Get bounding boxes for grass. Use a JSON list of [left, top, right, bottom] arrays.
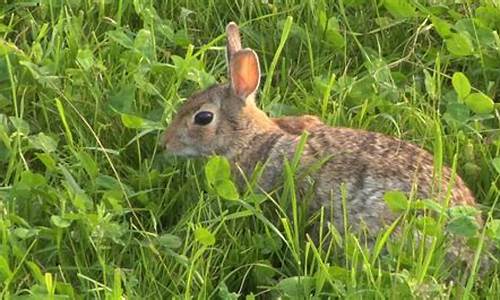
[[0, 0, 499, 298]]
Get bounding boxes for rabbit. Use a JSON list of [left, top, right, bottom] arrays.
[[162, 22, 480, 244]]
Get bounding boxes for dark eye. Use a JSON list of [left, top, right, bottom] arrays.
[[194, 111, 214, 125]]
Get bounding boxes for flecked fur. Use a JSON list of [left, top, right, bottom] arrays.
[[162, 22, 479, 241]]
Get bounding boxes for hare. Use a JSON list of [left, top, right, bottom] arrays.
[[162, 22, 478, 240]]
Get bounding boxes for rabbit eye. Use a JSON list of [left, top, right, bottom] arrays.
[[194, 111, 214, 125]]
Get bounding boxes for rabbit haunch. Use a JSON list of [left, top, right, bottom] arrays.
[[162, 22, 478, 234]]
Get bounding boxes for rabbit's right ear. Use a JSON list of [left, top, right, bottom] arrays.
[[226, 22, 242, 62], [230, 49, 260, 100]]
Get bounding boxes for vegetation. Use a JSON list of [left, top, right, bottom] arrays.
[[0, 0, 499, 298]]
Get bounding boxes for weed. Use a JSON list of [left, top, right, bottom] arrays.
[[0, 0, 499, 298]]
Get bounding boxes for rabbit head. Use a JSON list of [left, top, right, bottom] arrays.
[[163, 23, 280, 157]]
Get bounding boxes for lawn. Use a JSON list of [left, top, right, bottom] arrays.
[[0, 0, 499, 298]]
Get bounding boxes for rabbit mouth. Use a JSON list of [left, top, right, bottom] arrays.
[[165, 146, 201, 157], [161, 134, 200, 157]]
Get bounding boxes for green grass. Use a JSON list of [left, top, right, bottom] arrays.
[[0, 0, 499, 298]]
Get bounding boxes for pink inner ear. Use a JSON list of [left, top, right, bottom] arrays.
[[230, 50, 260, 99]]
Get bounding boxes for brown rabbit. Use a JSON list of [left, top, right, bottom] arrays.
[[162, 22, 478, 240]]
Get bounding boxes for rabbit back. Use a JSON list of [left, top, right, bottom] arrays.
[[233, 123, 476, 233]]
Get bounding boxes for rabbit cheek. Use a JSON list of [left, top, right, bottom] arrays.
[[188, 125, 216, 153]]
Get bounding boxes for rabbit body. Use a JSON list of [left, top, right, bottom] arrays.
[[233, 115, 475, 234]]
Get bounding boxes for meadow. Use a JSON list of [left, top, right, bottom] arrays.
[[0, 0, 499, 298]]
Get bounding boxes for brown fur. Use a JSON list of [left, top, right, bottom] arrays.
[[272, 115, 322, 134], [162, 22, 479, 241]]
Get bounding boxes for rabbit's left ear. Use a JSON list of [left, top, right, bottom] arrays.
[[230, 49, 261, 100], [226, 22, 242, 63]]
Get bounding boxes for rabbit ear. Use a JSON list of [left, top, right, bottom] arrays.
[[226, 22, 242, 63], [230, 49, 260, 100]]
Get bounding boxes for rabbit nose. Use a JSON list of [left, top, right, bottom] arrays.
[[161, 130, 173, 148]]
